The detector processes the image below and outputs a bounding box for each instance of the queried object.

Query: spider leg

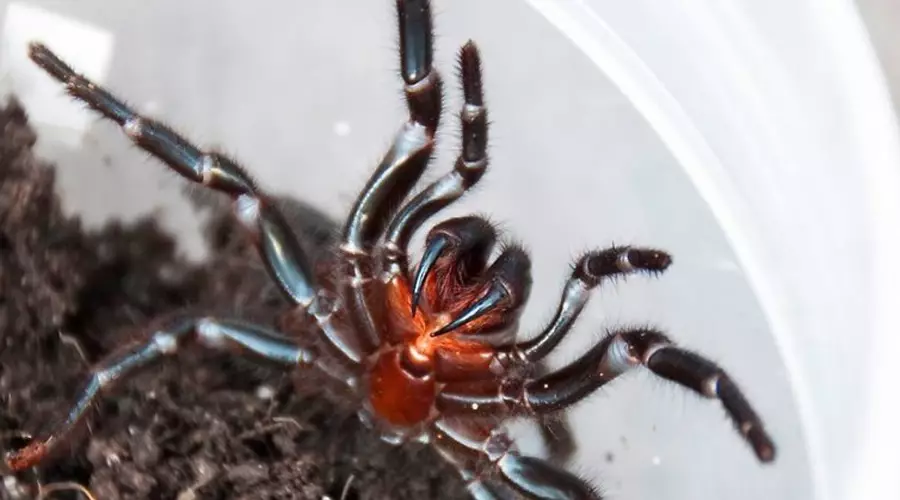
[342,0,443,252]
[337,0,443,353]
[508,246,669,463]
[531,360,578,465]
[4,315,348,473]
[515,246,672,362]
[382,41,489,268]
[424,246,669,462]
[27,43,369,366]
[28,43,316,307]
[432,419,602,500]
[437,328,776,463]
[424,247,669,375]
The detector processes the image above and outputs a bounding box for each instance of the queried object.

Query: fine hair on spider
[6,1,775,498]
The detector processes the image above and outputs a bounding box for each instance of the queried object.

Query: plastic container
[524,1,900,499]
[2,1,897,498]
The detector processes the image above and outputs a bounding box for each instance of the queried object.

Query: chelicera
[6,0,776,497]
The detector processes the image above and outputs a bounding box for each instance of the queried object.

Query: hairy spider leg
[437,328,777,464]
[431,419,602,500]
[342,0,443,252]
[382,41,489,274]
[515,246,671,463]
[337,0,444,354]
[25,43,369,366]
[526,362,578,465]
[515,246,673,361]
[28,43,314,307]
[4,316,340,472]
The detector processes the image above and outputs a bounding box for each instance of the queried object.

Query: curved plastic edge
[524,1,900,499]
[816,3,900,500]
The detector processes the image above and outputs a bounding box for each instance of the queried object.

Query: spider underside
[6,1,776,498]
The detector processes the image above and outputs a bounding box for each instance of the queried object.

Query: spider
[6,0,775,498]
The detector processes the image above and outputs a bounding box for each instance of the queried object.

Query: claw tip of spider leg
[25,42,73,84]
[749,429,776,463]
[458,42,484,106]
[4,441,47,472]
[459,40,481,63]
[629,248,673,273]
[26,41,47,61]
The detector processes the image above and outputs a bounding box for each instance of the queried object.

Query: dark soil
[0,98,466,499]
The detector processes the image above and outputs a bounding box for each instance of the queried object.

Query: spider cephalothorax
[6,1,775,498]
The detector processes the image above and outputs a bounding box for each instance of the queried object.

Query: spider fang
[430,282,507,337]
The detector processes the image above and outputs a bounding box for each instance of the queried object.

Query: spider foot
[5,440,48,473]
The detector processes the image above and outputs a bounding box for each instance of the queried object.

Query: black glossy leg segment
[439,328,776,464]
[466,480,520,500]
[518,246,671,361]
[432,420,602,500]
[642,335,776,462]
[335,255,383,354]
[397,0,433,86]
[341,0,443,253]
[496,454,602,500]
[464,461,600,500]
[337,0,443,355]
[28,43,317,306]
[522,334,627,412]
[532,360,577,464]
[5,316,319,472]
[384,42,489,263]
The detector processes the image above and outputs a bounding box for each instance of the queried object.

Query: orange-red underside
[368,273,500,426]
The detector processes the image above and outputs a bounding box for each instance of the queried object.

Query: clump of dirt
[0,98,466,499]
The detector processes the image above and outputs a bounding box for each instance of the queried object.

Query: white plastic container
[2,1,897,498]
[525,1,900,499]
